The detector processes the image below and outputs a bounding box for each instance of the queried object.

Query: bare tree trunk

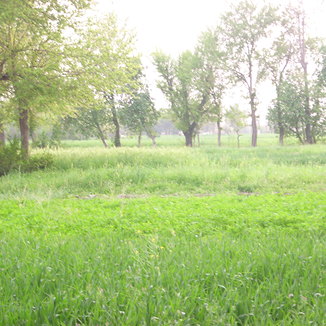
[137,132,142,147]
[184,131,193,147]
[183,122,196,147]
[19,109,29,159]
[249,54,257,147]
[237,132,240,148]
[111,105,121,147]
[217,120,222,147]
[0,123,5,147]
[251,110,257,147]
[197,133,200,147]
[275,95,285,145]
[279,126,285,145]
[98,131,108,148]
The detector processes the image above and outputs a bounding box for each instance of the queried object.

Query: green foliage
[64,107,113,147]
[153,50,210,145]
[0,139,22,176]
[120,90,160,141]
[268,70,326,143]
[0,139,53,176]
[32,132,61,149]
[0,0,93,157]
[21,152,54,173]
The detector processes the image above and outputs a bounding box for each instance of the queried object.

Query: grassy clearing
[0,142,325,200]
[0,136,325,324]
[0,193,325,325]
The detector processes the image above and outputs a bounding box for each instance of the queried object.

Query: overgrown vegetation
[0,140,53,176]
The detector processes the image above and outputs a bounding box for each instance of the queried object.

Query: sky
[93,0,326,125]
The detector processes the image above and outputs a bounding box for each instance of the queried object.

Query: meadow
[0,134,325,325]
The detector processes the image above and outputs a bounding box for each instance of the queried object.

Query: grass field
[0,134,325,325]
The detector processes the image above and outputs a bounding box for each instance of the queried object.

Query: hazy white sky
[95,0,326,56]
[93,0,326,123]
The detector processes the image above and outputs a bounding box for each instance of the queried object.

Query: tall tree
[196,29,227,146]
[0,0,92,158]
[78,15,142,147]
[153,50,210,147]
[263,8,297,145]
[219,0,276,147]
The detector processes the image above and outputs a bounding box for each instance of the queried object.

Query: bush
[0,140,54,176]
[0,139,22,176]
[21,153,54,172]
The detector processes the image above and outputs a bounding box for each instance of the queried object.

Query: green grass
[0,193,325,325]
[0,135,325,325]
[0,142,325,200]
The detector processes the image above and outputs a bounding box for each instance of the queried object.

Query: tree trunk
[275,95,285,146]
[183,123,196,147]
[0,123,5,147]
[303,73,313,144]
[98,131,108,148]
[237,132,240,148]
[19,109,29,159]
[197,134,200,147]
[217,120,222,147]
[251,110,257,147]
[137,132,142,147]
[184,131,193,147]
[111,105,121,147]
[279,126,285,145]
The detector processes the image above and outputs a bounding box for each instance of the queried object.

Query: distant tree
[153,50,210,146]
[262,7,296,145]
[267,6,326,144]
[196,29,227,146]
[219,1,277,147]
[120,90,160,147]
[78,15,142,147]
[225,105,247,148]
[65,107,113,147]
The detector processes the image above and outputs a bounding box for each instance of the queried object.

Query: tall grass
[0,142,325,200]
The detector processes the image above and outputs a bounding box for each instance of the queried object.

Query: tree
[267,6,326,144]
[196,29,227,146]
[153,50,210,147]
[120,90,160,146]
[219,0,276,147]
[225,104,247,148]
[0,0,92,159]
[65,107,113,147]
[263,7,297,145]
[77,15,142,147]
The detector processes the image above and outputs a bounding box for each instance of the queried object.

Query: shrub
[0,139,22,176]
[0,140,54,176]
[21,153,54,172]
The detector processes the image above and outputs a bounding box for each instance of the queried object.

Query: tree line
[0,0,325,159]
[153,1,325,147]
